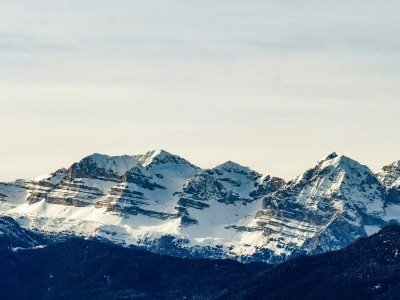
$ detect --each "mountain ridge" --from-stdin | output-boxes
[0,150,399,263]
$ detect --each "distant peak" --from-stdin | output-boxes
[213,161,256,174]
[152,149,174,158]
[323,152,338,160]
[382,160,400,171]
[319,153,366,169]
[136,149,176,166]
[146,149,169,156]
[378,160,400,187]
[318,152,363,168]
[32,168,68,183]
[88,152,108,159]
[84,153,134,163]
[293,152,376,187]
[70,153,139,178]
[136,150,200,169]
[216,160,242,168]
[84,152,138,166]
[223,160,234,164]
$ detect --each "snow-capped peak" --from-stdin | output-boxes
[213,161,259,176]
[136,149,200,170]
[284,152,386,217]
[67,153,139,181]
[136,150,171,167]
[32,168,68,186]
[314,152,354,170]
[323,152,338,160]
[87,153,138,174]
[294,152,376,186]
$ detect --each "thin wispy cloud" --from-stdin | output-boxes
[0,0,399,181]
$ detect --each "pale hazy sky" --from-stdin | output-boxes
[1,0,400,181]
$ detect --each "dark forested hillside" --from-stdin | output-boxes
[218,224,400,300]
[0,216,399,300]
[0,237,266,300]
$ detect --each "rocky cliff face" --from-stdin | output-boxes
[376,160,400,222]
[0,150,398,263]
[246,153,389,260]
[175,161,283,226]
[377,161,400,189]
[68,154,138,182]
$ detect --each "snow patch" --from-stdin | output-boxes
[364,225,381,236]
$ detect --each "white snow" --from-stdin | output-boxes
[88,153,139,176]
[11,245,46,252]
[32,174,51,182]
[364,225,381,236]
[0,183,29,207]
[376,160,400,188]
[384,204,400,222]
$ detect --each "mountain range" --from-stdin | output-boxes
[0,150,399,263]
